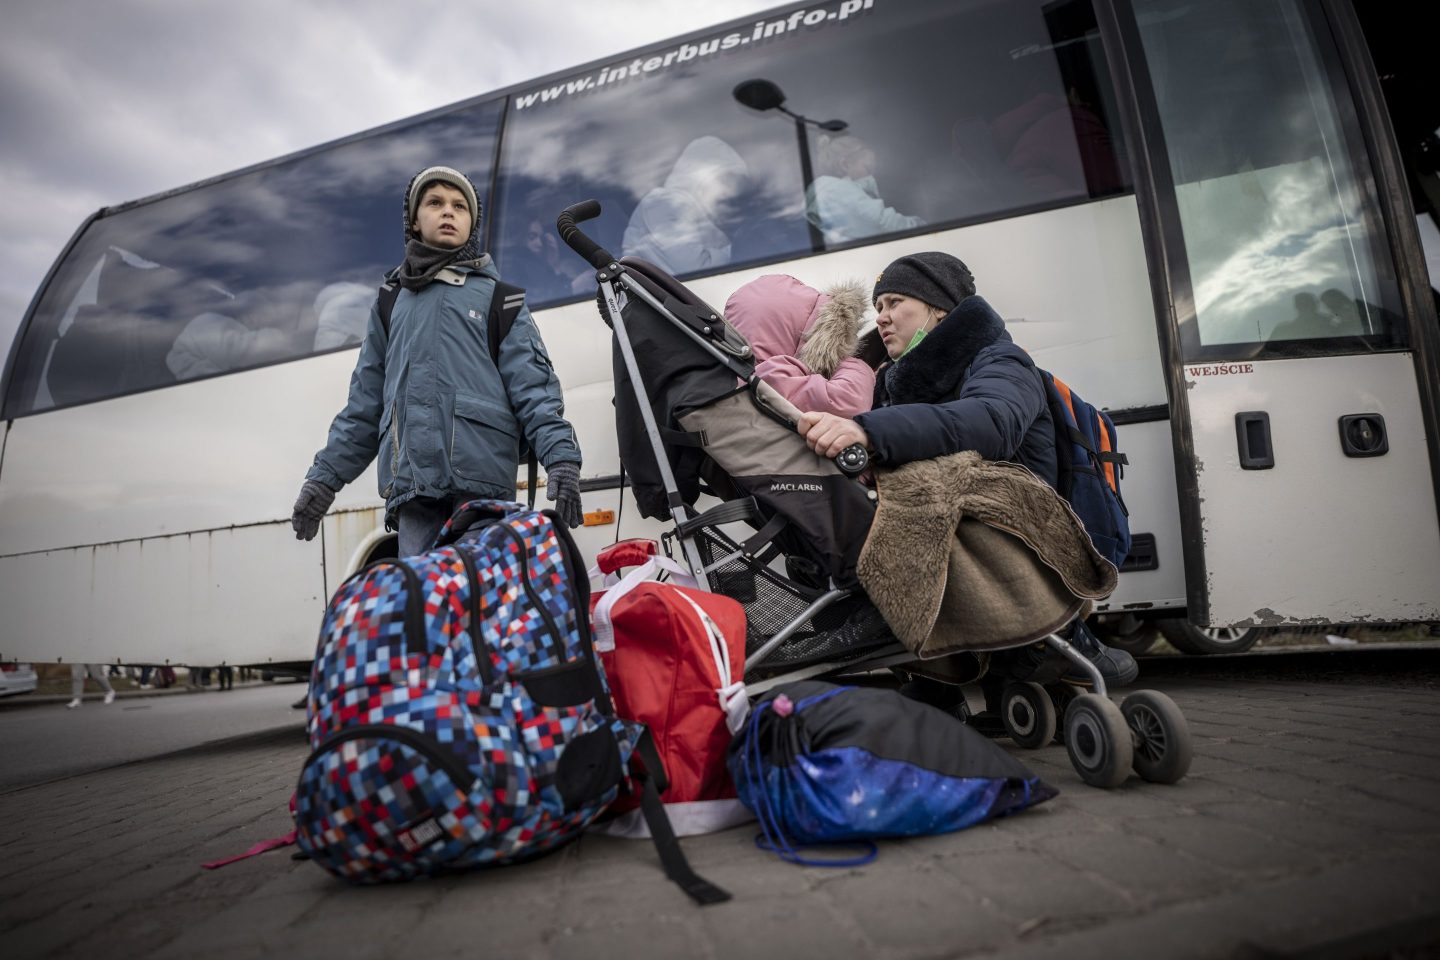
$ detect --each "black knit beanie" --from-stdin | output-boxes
[872,252,976,313]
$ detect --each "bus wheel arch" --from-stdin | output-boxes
[342,525,397,577]
[1156,617,1262,655]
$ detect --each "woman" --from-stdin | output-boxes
[800,251,1056,481]
[798,251,1135,689]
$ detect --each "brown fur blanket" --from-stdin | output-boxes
[858,452,1118,657]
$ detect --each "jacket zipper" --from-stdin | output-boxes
[305,723,477,790]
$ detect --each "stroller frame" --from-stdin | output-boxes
[554,193,897,683]
[557,201,1190,789]
[594,257,867,678]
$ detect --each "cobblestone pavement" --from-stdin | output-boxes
[3,646,1438,960]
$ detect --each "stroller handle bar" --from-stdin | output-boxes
[557,200,613,270]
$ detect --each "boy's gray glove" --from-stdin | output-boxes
[291,479,336,541]
[545,462,584,530]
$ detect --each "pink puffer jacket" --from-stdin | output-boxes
[723,274,875,418]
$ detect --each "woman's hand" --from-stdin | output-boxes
[798,411,871,459]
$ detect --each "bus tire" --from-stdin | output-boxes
[1157,616,1261,655]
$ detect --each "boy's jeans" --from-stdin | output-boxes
[396,494,486,558]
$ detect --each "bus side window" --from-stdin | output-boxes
[488,0,1131,312]
[313,282,374,351]
[621,136,749,276]
[46,248,184,405]
[167,284,320,381]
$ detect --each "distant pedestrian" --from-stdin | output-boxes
[67,664,115,709]
[218,665,234,691]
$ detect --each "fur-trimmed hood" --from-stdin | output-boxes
[724,274,870,377]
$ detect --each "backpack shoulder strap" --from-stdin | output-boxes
[376,281,401,337]
[1044,370,1099,454]
[487,280,538,508]
[487,280,526,366]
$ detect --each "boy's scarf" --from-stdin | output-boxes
[396,238,472,291]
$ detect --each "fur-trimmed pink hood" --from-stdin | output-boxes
[723,275,876,417]
[725,274,868,376]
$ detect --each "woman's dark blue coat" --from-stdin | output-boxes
[854,295,1057,485]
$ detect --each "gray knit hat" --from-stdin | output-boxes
[872,252,976,313]
[405,165,480,238]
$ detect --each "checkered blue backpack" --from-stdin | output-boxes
[295,499,727,904]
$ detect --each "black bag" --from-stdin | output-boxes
[729,681,1058,862]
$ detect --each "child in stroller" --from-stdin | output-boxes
[556,201,1191,789]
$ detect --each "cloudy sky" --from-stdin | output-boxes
[0,0,780,366]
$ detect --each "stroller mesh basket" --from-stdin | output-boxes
[691,525,895,674]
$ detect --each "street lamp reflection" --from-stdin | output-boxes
[733,78,847,251]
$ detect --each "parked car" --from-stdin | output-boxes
[0,663,38,698]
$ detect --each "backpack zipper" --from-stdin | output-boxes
[359,558,426,656]
[304,723,477,791]
[451,547,494,687]
[493,523,568,663]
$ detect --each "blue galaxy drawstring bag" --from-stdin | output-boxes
[728,680,1057,865]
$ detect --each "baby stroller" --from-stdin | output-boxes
[557,201,1191,789]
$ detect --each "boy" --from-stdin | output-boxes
[290,165,582,556]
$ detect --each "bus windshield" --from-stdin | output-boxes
[491,0,1130,306]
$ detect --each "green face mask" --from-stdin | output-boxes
[900,327,928,357]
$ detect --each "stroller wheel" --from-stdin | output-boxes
[1046,683,1078,744]
[1063,693,1132,788]
[1000,682,1055,749]
[1122,691,1192,784]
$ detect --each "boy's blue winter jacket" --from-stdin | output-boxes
[305,255,580,519]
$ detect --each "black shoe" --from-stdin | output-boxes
[897,675,969,719]
[994,622,1139,687]
[991,643,1063,684]
[1062,621,1139,686]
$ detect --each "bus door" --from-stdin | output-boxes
[1101,0,1440,627]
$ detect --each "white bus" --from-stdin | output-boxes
[2,0,1436,670]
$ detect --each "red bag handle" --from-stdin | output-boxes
[595,538,658,575]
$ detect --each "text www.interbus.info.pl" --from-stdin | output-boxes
[515,0,878,109]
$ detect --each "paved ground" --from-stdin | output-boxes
[0,683,303,790]
[3,645,1439,960]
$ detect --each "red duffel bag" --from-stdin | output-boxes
[588,539,752,837]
